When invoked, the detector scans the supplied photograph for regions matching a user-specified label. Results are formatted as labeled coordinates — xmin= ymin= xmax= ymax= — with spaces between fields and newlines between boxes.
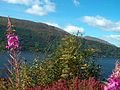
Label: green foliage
xmin=0 ymin=34 xmax=103 ymax=90
xmin=54 ymin=35 xmax=81 ymax=80
xmin=87 ymin=60 xmax=101 ymax=78
xmin=19 ymin=59 xmax=52 ymax=87
xmin=18 ymin=35 xmax=101 ymax=88
xmin=51 ymin=35 xmax=101 ymax=80
xmin=4 ymin=35 xmax=102 ymax=89
xmin=34 ymin=42 xmax=40 ymax=53
xmin=29 ymin=58 xmax=42 ymax=86
xmin=0 ymin=30 xmax=6 ymax=52
xmin=19 ymin=61 xmax=32 ymax=89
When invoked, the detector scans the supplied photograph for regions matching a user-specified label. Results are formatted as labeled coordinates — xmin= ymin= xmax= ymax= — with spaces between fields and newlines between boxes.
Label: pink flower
xmin=6 ymin=34 xmax=19 ymax=50
xmin=104 ymin=61 xmax=120 ymax=90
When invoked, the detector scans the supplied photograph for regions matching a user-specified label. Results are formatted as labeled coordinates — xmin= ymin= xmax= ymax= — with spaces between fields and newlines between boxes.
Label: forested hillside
xmin=0 ymin=16 xmax=120 ymax=57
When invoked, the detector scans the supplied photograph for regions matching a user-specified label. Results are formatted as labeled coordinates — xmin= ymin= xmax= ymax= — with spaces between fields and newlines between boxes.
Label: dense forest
xmin=0 ymin=16 xmax=120 ymax=58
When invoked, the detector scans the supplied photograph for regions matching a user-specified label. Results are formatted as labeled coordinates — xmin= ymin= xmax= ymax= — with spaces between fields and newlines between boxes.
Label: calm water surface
xmin=97 ymin=58 xmax=120 ymax=78
xmin=0 ymin=52 xmax=119 ymax=78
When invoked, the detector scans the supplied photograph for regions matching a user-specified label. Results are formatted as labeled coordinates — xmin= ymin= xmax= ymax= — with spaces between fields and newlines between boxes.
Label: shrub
xmin=50 ymin=35 xmax=101 ymax=80
xmin=22 ymin=35 xmax=102 ymax=87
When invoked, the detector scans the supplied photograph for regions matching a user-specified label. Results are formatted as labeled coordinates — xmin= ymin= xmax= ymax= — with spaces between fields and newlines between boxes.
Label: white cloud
xmin=103 ymin=35 xmax=120 ymax=41
xmin=102 ymin=35 xmax=120 ymax=47
xmin=44 ymin=22 xmax=60 ymax=28
xmin=44 ymin=23 xmax=84 ymax=35
xmin=83 ymin=15 xmax=120 ymax=32
xmin=26 ymin=0 xmax=55 ymax=16
xmin=64 ymin=25 xmax=84 ymax=35
xmin=2 ymin=0 xmax=56 ymax=16
xmin=73 ymin=0 xmax=80 ymax=6
xmin=2 ymin=0 xmax=34 ymax=5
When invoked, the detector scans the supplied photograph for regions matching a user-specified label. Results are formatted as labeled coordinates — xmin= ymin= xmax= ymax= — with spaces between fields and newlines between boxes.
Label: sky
xmin=0 ymin=0 xmax=120 ymax=47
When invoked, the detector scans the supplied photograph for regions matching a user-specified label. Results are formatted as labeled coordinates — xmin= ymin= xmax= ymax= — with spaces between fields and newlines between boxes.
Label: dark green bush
xmin=20 ymin=35 xmax=102 ymax=88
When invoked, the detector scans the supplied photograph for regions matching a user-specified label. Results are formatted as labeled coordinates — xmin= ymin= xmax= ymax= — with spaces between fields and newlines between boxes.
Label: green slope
xmin=0 ymin=16 xmax=120 ymax=58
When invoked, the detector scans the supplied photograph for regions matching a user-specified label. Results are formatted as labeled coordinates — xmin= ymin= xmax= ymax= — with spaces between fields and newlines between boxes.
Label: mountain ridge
xmin=84 ymin=36 xmax=114 ymax=46
xmin=0 ymin=16 xmax=120 ymax=58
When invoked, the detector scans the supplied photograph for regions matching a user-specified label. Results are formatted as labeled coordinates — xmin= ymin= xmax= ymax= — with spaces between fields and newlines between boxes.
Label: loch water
xmin=0 ymin=52 xmax=119 ymax=78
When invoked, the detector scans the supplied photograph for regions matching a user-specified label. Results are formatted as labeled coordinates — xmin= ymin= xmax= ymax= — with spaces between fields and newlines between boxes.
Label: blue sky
xmin=0 ymin=0 xmax=120 ymax=46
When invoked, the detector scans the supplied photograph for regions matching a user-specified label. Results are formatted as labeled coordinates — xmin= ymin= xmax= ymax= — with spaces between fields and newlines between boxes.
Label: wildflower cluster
xmin=104 ymin=61 xmax=120 ymax=90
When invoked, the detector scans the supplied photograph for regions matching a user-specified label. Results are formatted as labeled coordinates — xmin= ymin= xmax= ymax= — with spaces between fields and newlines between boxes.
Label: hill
xmin=84 ymin=36 xmax=114 ymax=46
xmin=0 ymin=16 xmax=120 ymax=58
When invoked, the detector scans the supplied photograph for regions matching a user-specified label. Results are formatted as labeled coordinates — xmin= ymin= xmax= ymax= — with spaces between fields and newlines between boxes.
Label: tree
xmin=52 ymin=35 xmax=101 ymax=80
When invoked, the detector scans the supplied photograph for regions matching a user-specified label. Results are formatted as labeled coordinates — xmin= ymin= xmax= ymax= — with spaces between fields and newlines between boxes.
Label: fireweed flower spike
xmin=6 ymin=33 xmax=19 ymax=50
xmin=6 ymin=17 xmax=20 ymax=90
xmin=104 ymin=61 xmax=120 ymax=90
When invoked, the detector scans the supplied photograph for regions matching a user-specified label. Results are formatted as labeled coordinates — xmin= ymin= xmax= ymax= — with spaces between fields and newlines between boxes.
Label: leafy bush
xmin=50 ymin=35 xmax=101 ymax=80
xmin=20 ymin=35 xmax=102 ymax=88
